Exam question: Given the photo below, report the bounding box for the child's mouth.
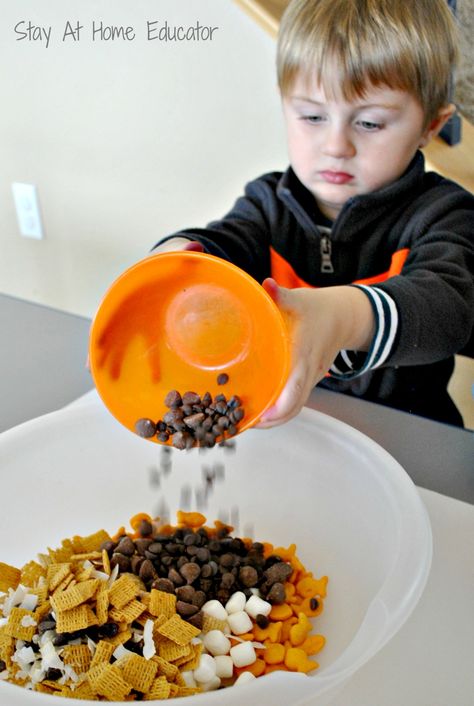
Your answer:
[319,171,354,184]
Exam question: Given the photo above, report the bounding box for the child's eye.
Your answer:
[300,115,324,124]
[357,120,383,131]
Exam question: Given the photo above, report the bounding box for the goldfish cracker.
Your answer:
[283,582,296,599]
[284,647,319,674]
[292,596,323,618]
[264,663,289,674]
[296,576,328,599]
[301,635,326,656]
[253,621,282,643]
[289,613,312,647]
[262,542,274,558]
[263,643,286,665]
[272,544,296,562]
[289,554,305,577]
[234,658,266,678]
[111,526,126,541]
[129,513,153,533]
[269,603,293,621]
[229,632,254,642]
[176,511,206,529]
[280,616,298,642]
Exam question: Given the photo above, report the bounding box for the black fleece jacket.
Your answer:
[156,152,474,426]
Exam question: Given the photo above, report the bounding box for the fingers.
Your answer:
[153,237,201,253]
[256,362,313,429]
[183,240,204,252]
[262,277,280,302]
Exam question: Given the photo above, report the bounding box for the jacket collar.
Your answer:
[277,151,426,241]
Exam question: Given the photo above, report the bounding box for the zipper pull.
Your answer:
[320,235,334,273]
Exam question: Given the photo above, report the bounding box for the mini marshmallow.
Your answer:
[225,591,246,614]
[193,653,217,683]
[234,671,257,686]
[200,675,221,692]
[214,655,234,679]
[227,610,253,635]
[201,599,229,621]
[202,630,231,656]
[229,641,257,668]
[181,671,197,688]
[245,594,272,619]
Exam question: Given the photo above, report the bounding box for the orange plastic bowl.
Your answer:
[89,252,290,443]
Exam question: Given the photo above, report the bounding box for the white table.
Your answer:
[330,488,474,706]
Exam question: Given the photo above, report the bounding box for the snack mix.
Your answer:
[0,512,328,700]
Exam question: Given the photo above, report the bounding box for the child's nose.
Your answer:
[321,125,356,158]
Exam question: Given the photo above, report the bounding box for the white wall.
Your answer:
[0,0,288,316]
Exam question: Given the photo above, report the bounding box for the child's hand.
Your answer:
[256,279,375,428]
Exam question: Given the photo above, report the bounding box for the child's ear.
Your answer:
[419,103,456,147]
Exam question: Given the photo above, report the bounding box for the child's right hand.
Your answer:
[256,279,375,429]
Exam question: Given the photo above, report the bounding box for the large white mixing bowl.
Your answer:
[0,392,432,705]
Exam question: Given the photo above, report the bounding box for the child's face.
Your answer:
[282,74,432,220]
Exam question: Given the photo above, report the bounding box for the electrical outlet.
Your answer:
[12,182,44,239]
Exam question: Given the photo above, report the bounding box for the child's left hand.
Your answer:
[256,279,375,428]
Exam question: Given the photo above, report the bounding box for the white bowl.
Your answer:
[0,391,432,705]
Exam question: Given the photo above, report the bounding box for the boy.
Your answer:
[153,0,474,428]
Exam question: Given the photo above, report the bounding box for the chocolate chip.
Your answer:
[172,431,189,450]
[134,418,156,438]
[187,611,203,630]
[100,540,116,556]
[139,559,156,582]
[179,562,201,584]
[99,622,119,638]
[134,538,154,555]
[115,537,135,556]
[239,565,259,587]
[256,614,270,629]
[263,562,293,584]
[163,409,184,425]
[231,407,245,423]
[151,578,175,594]
[53,633,70,646]
[165,390,182,407]
[266,581,286,604]
[130,556,144,574]
[220,572,235,589]
[110,553,131,572]
[195,547,210,563]
[38,618,56,634]
[176,601,200,617]
[219,553,235,568]
[182,391,201,406]
[44,668,62,681]
[192,590,207,608]
[168,568,184,586]
[175,585,196,603]
[184,412,205,429]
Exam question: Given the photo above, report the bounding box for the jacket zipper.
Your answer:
[320,235,334,273]
[279,187,336,274]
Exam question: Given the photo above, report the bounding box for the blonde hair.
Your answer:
[277,0,459,126]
